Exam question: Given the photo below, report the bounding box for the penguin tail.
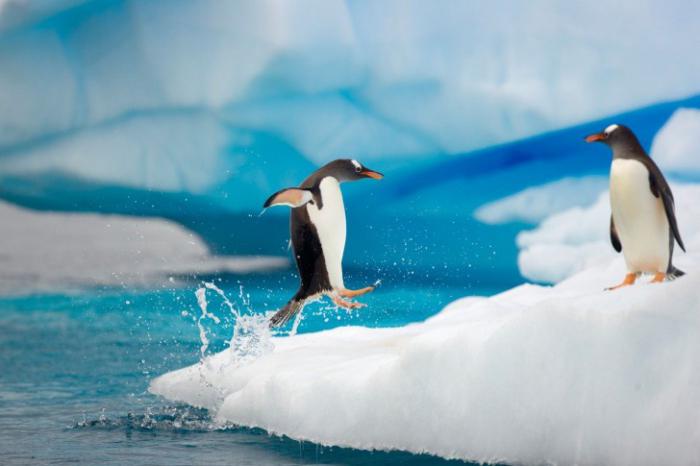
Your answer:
[668,265,685,280]
[269,299,305,328]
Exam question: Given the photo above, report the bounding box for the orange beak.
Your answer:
[361,169,383,180]
[585,133,606,143]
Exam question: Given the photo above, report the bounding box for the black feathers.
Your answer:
[643,159,686,252]
[610,216,622,253]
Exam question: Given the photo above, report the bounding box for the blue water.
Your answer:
[0,269,502,465]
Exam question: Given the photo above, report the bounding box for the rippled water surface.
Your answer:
[0,270,504,465]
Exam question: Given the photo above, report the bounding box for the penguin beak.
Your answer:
[585,132,606,143]
[360,169,383,180]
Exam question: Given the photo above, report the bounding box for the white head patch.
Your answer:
[350,159,361,170]
[604,124,619,135]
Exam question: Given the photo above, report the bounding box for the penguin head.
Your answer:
[323,159,384,182]
[584,124,638,148]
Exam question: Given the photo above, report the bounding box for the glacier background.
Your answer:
[2,0,700,290]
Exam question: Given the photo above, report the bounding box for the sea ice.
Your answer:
[0,200,287,295]
[151,243,700,465]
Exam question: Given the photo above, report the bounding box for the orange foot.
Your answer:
[650,272,666,284]
[338,286,375,298]
[606,273,637,291]
[329,293,365,309]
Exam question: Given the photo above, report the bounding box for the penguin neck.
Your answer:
[612,143,649,160]
[301,171,341,189]
[610,139,648,161]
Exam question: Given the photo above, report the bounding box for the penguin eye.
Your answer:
[354,166,361,173]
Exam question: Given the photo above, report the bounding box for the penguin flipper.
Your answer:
[610,215,622,252]
[647,169,685,252]
[660,190,686,253]
[263,188,314,209]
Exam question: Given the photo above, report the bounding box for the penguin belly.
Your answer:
[306,177,346,289]
[610,159,670,273]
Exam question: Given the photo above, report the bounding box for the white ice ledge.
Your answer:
[151,251,700,465]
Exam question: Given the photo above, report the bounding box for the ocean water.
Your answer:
[0,268,506,465]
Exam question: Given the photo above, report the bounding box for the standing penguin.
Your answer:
[263,159,383,326]
[585,124,685,289]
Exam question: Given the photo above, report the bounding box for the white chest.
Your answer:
[609,159,669,272]
[306,177,346,288]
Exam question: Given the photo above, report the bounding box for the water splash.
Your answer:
[73,405,231,432]
[290,310,304,336]
[194,287,220,363]
[194,282,274,368]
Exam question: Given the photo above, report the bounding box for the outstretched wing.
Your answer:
[646,161,686,252]
[263,188,313,209]
[610,215,622,252]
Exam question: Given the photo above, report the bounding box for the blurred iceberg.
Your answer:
[0,199,287,295]
[474,176,607,225]
[2,0,700,214]
[651,108,700,178]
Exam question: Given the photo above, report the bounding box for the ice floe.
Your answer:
[0,200,287,295]
[151,242,700,465]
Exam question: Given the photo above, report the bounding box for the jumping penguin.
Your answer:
[585,124,685,290]
[263,159,383,326]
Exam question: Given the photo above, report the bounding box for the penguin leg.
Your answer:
[329,293,365,309]
[338,286,375,298]
[606,273,638,291]
[650,272,666,283]
[269,299,305,328]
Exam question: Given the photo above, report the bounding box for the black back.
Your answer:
[290,206,331,300]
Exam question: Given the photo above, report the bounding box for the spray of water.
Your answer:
[194,287,220,364]
[194,282,274,370]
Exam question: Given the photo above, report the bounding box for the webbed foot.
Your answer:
[605,273,637,291]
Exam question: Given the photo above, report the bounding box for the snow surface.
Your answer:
[474,176,607,225]
[517,184,698,283]
[151,243,700,465]
[2,0,700,209]
[651,108,700,176]
[0,200,287,295]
